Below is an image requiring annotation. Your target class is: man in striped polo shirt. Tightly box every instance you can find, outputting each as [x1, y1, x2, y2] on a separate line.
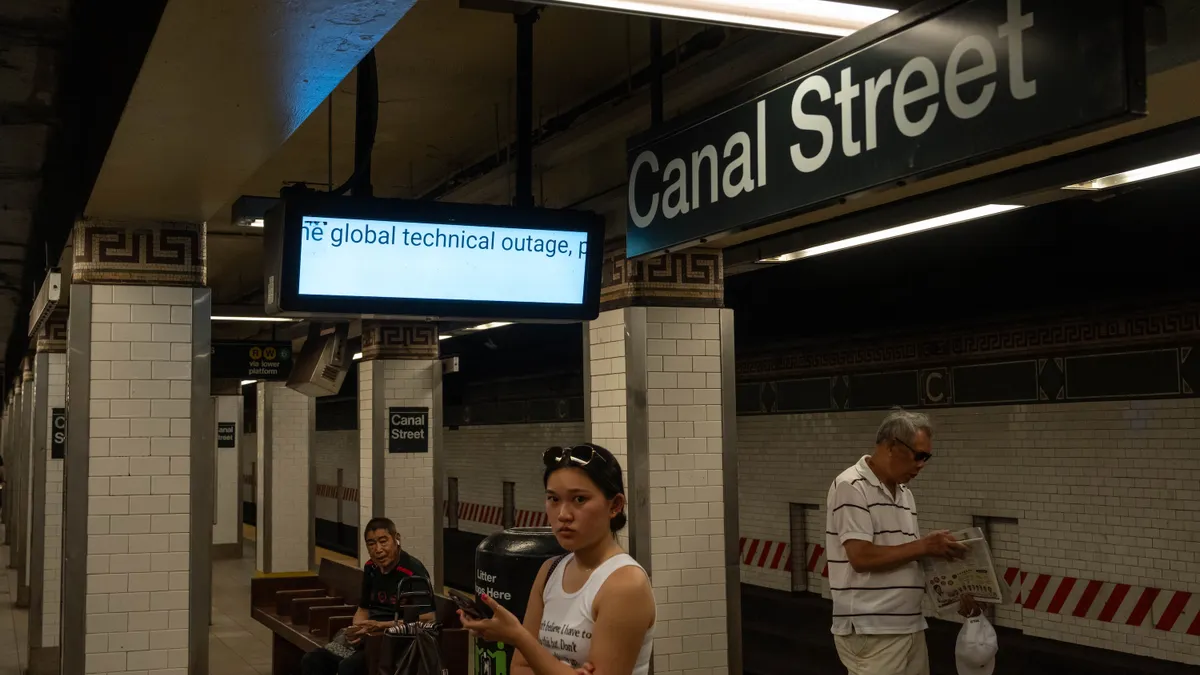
[826, 409, 967, 675]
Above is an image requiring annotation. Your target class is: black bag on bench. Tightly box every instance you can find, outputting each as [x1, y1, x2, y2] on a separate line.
[377, 576, 445, 675]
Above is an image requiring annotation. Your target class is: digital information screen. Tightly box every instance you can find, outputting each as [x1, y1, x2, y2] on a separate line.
[263, 194, 604, 322]
[297, 216, 590, 305]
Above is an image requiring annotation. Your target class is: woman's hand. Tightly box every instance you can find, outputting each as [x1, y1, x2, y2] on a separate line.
[458, 594, 528, 646]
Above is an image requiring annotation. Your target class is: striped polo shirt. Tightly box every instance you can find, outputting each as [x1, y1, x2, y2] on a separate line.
[825, 455, 927, 635]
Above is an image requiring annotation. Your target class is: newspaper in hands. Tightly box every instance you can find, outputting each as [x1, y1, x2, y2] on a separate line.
[921, 527, 1006, 613]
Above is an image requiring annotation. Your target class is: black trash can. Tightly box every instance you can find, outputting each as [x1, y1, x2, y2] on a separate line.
[475, 527, 566, 675]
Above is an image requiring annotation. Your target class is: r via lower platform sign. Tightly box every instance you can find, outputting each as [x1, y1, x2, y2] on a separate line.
[388, 407, 429, 453]
[211, 341, 294, 381]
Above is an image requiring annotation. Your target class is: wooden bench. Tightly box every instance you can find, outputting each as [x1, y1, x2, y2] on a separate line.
[251, 559, 470, 675]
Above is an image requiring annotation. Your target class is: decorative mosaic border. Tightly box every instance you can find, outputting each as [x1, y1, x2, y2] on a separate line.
[738, 305, 1200, 380]
[72, 219, 206, 286]
[35, 309, 67, 354]
[361, 321, 439, 361]
[600, 244, 723, 311]
[740, 537, 1200, 638]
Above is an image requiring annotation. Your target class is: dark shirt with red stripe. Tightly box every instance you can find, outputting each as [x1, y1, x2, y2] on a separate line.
[360, 551, 433, 620]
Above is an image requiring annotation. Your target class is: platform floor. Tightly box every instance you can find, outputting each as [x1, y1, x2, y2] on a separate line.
[0, 524, 356, 675]
[1, 537, 27, 675]
[213, 525, 356, 675]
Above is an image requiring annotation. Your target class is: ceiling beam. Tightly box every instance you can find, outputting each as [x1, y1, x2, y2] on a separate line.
[84, 0, 421, 223]
[431, 27, 833, 205]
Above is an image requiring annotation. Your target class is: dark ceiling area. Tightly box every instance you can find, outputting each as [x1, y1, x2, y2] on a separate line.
[8, 0, 1200, 398]
[1, 0, 168, 382]
[728, 169, 1200, 351]
[438, 167, 1200, 388]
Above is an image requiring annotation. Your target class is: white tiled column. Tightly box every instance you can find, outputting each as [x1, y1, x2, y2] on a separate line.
[17, 359, 34, 607]
[41, 352, 66, 652]
[28, 311, 68, 674]
[3, 388, 15, 545]
[213, 395, 242, 558]
[586, 305, 739, 675]
[358, 321, 441, 583]
[1, 398, 9, 543]
[61, 217, 212, 675]
[256, 382, 314, 573]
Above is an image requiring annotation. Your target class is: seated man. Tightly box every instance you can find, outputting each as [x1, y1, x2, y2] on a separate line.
[301, 517, 434, 675]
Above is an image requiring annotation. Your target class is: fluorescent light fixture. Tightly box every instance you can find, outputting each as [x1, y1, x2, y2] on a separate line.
[531, 0, 894, 35]
[240, 380, 256, 386]
[1062, 152, 1200, 191]
[352, 352, 363, 360]
[231, 195, 278, 227]
[760, 204, 1024, 263]
[210, 315, 299, 322]
[438, 322, 513, 342]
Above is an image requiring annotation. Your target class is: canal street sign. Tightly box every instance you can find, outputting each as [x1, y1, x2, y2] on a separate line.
[625, 0, 1146, 257]
[388, 407, 429, 453]
[51, 408, 66, 459]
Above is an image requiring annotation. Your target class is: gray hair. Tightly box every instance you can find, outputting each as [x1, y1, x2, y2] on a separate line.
[875, 408, 933, 446]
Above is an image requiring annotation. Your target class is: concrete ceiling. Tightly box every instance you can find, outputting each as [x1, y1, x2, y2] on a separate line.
[201, 0, 1200, 340]
[0, 0, 66, 375]
[201, 0, 853, 336]
[84, 0, 419, 222]
[14, 0, 1200, 357]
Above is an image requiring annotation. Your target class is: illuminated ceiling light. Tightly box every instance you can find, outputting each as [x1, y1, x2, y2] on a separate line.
[352, 352, 363, 360]
[240, 379, 256, 386]
[211, 315, 300, 322]
[760, 204, 1024, 263]
[439, 321, 512, 342]
[1062, 152, 1200, 191]
[528, 0, 895, 36]
[231, 195, 278, 227]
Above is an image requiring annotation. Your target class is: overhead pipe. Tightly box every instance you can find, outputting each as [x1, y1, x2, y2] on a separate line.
[650, 19, 664, 126]
[421, 25, 728, 201]
[514, 9, 539, 207]
[325, 49, 379, 197]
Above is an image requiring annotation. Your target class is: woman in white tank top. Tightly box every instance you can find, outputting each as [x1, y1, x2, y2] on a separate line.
[459, 443, 656, 675]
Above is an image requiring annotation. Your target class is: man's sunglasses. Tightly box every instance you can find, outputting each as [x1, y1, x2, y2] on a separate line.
[543, 444, 608, 469]
[892, 438, 933, 463]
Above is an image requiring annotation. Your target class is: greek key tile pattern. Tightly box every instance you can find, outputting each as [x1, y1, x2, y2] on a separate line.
[72, 219, 207, 286]
[600, 244, 723, 311]
[361, 321, 439, 361]
[739, 304, 1200, 379]
[35, 309, 67, 354]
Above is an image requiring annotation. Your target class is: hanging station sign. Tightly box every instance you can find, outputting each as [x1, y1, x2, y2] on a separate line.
[211, 341, 294, 381]
[51, 407, 66, 459]
[388, 407, 429, 454]
[217, 422, 237, 448]
[624, 0, 1146, 257]
[263, 194, 606, 322]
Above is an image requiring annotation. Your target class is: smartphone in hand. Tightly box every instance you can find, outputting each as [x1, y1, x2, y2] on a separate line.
[448, 588, 494, 620]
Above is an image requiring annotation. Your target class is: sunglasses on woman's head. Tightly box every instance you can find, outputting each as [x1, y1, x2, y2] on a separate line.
[543, 445, 608, 468]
